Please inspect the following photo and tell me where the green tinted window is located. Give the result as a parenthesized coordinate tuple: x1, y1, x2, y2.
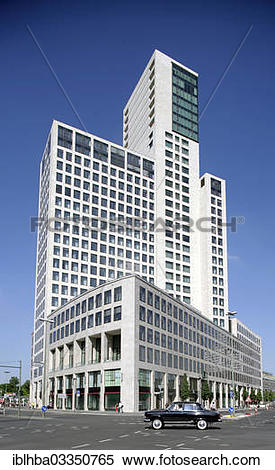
(172, 63, 199, 142)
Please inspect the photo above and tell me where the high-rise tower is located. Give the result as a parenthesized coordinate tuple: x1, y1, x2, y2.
(123, 50, 228, 328)
(31, 50, 230, 405)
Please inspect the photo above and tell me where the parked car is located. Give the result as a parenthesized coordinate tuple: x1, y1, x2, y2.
(144, 401, 222, 430)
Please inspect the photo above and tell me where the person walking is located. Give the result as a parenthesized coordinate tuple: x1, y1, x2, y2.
(118, 401, 124, 413)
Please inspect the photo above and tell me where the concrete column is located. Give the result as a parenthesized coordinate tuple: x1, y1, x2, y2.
(84, 372, 89, 411)
(87, 337, 92, 365)
(240, 386, 243, 408)
(212, 381, 217, 408)
(150, 370, 155, 409)
(102, 332, 108, 363)
(219, 382, 223, 409)
(72, 375, 76, 411)
(99, 370, 105, 411)
(225, 383, 229, 409)
(197, 378, 202, 403)
(163, 373, 168, 407)
(54, 377, 58, 410)
(61, 375, 65, 410)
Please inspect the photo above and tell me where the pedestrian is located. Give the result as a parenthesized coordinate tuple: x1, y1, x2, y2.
(115, 403, 118, 413)
(118, 401, 124, 413)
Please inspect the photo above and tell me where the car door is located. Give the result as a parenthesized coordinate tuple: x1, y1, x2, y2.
(182, 403, 196, 422)
(165, 403, 183, 423)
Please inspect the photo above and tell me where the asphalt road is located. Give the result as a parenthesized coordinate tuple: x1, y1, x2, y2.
(0, 408, 274, 450)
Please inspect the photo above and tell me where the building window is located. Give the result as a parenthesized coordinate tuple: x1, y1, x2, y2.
(75, 132, 91, 155)
(58, 126, 72, 149)
(111, 146, 125, 168)
(139, 345, 146, 362)
(114, 286, 122, 302)
(94, 140, 108, 162)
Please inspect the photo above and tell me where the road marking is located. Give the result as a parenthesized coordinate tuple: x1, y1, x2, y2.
(194, 438, 201, 441)
(207, 438, 220, 441)
(119, 435, 129, 438)
(134, 431, 141, 434)
(176, 443, 185, 447)
(99, 438, 112, 443)
(72, 443, 90, 449)
(155, 444, 169, 447)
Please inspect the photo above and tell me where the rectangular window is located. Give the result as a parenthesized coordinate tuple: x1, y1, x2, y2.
(114, 306, 121, 321)
(127, 152, 140, 173)
(104, 308, 111, 323)
(114, 286, 122, 302)
(172, 63, 198, 142)
(94, 140, 108, 162)
(140, 286, 146, 302)
(104, 290, 112, 305)
(58, 126, 72, 149)
(75, 132, 91, 155)
(111, 146, 125, 168)
(143, 158, 154, 178)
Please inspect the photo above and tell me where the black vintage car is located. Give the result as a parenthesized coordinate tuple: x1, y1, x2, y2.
(144, 402, 222, 430)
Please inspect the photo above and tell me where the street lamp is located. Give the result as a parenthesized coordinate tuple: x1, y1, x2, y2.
(227, 311, 237, 416)
(4, 371, 10, 402)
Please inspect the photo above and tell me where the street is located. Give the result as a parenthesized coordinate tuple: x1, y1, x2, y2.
(0, 408, 274, 450)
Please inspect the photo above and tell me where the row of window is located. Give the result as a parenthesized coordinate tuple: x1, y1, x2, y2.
(50, 306, 122, 344)
(57, 151, 154, 188)
(57, 127, 155, 177)
(139, 345, 202, 372)
(56, 171, 154, 196)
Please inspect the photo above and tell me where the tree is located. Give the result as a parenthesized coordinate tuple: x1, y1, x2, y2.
(256, 390, 262, 403)
(201, 381, 211, 401)
(268, 389, 275, 402)
(21, 380, 30, 396)
(234, 387, 240, 403)
(263, 389, 269, 402)
(180, 374, 190, 401)
(250, 388, 256, 403)
(8, 377, 19, 393)
(242, 387, 248, 402)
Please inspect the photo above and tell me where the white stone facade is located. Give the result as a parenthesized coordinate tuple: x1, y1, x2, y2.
(44, 275, 262, 412)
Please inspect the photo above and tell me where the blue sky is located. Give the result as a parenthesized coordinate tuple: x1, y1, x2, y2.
(0, 0, 274, 382)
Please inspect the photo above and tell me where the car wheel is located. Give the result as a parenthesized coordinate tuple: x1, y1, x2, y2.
(196, 419, 208, 430)
(152, 418, 163, 430)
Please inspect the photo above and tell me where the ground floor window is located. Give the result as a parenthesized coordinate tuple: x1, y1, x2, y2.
(65, 392, 72, 409)
(88, 391, 100, 410)
(139, 389, 151, 411)
(56, 396, 63, 409)
(75, 389, 85, 410)
(104, 387, 120, 411)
